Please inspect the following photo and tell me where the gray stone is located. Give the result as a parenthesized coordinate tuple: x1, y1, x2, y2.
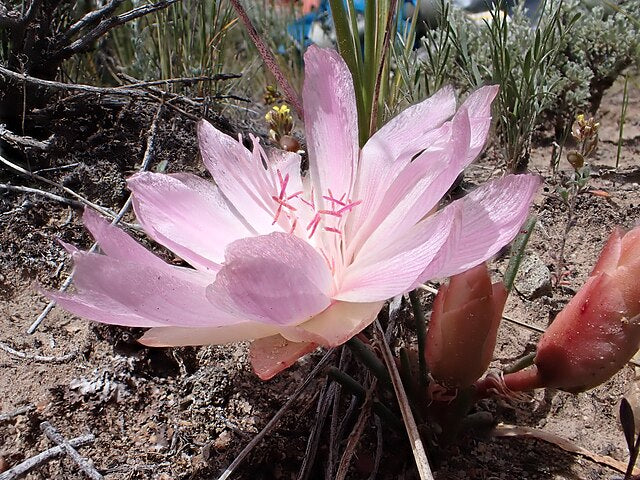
(514, 252, 552, 300)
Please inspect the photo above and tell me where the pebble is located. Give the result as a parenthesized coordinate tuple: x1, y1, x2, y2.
(514, 252, 552, 300)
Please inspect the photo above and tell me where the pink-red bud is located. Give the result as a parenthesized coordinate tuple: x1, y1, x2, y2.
(500, 226, 640, 394)
(426, 263, 507, 388)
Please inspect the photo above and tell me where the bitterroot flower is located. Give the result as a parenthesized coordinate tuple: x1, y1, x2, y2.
(45, 46, 539, 379)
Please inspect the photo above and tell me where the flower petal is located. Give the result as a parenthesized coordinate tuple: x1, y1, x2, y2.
(462, 85, 499, 160)
(82, 208, 169, 268)
(138, 322, 280, 347)
(45, 252, 230, 328)
(280, 300, 385, 346)
(207, 232, 333, 326)
(198, 121, 279, 233)
(335, 204, 461, 302)
(303, 46, 359, 205)
(419, 174, 540, 281)
(128, 172, 254, 271)
(347, 87, 457, 248)
(352, 107, 472, 259)
(250, 335, 317, 380)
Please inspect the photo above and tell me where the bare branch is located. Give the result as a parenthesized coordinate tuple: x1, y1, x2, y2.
(0, 124, 51, 150)
(0, 154, 118, 218)
(0, 342, 76, 363)
(0, 434, 95, 480)
(0, 65, 148, 96)
(57, 0, 182, 60)
(0, 183, 82, 208)
(59, 0, 126, 44)
(40, 422, 103, 480)
(0, 405, 35, 423)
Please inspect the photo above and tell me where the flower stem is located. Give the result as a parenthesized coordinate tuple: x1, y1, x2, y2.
(409, 290, 428, 387)
(346, 337, 392, 388)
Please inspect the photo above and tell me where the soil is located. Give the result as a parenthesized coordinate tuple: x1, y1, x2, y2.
(1, 76, 639, 480)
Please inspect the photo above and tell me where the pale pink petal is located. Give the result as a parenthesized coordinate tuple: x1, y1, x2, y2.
(207, 232, 333, 326)
(45, 252, 231, 328)
(335, 204, 461, 302)
(351, 107, 471, 259)
(138, 322, 280, 347)
(303, 46, 359, 206)
(198, 121, 278, 233)
(363, 85, 457, 161)
(280, 300, 385, 346)
(462, 85, 499, 160)
(250, 335, 317, 380)
(128, 172, 254, 272)
(419, 174, 541, 281)
(81, 207, 216, 285)
(82, 209, 174, 268)
(347, 87, 457, 247)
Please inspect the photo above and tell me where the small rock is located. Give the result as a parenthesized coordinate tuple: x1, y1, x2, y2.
(514, 253, 552, 300)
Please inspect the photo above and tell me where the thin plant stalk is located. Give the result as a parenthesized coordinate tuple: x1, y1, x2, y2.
(408, 290, 428, 387)
(616, 74, 629, 170)
(228, 0, 303, 117)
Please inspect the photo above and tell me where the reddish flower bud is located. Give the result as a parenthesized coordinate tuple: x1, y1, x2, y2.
(426, 263, 507, 388)
(533, 226, 640, 392)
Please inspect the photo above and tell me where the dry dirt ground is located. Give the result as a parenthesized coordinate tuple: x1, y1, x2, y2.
(1, 77, 639, 479)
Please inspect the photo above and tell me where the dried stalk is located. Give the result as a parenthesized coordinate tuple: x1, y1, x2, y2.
(374, 320, 434, 480)
(0, 434, 95, 480)
(40, 422, 102, 479)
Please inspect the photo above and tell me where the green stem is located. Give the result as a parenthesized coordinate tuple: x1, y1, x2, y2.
(503, 215, 537, 292)
(408, 290, 428, 387)
(327, 367, 403, 429)
(504, 352, 535, 375)
(346, 337, 391, 388)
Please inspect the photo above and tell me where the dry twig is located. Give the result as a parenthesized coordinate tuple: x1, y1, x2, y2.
(0, 183, 82, 208)
(297, 382, 336, 480)
(40, 422, 102, 480)
(0, 434, 95, 480)
(0, 124, 50, 150)
(0, 404, 35, 422)
(0, 154, 116, 218)
(335, 380, 374, 480)
(0, 342, 75, 363)
(374, 320, 434, 480)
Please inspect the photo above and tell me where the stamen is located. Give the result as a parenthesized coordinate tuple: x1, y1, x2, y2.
(289, 218, 297, 235)
(324, 227, 342, 235)
(306, 214, 321, 238)
(317, 209, 342, 218)
(287, 190, 303, 200)
(337, 200, 362, 215)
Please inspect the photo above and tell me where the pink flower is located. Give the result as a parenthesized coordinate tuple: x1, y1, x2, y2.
(499, 225, 640, 393)
(45, 46, 539, 380)
(426, 263, 507, 389)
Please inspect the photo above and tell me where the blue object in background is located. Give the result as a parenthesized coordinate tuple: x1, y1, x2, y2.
(286, 0, 543, 50)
